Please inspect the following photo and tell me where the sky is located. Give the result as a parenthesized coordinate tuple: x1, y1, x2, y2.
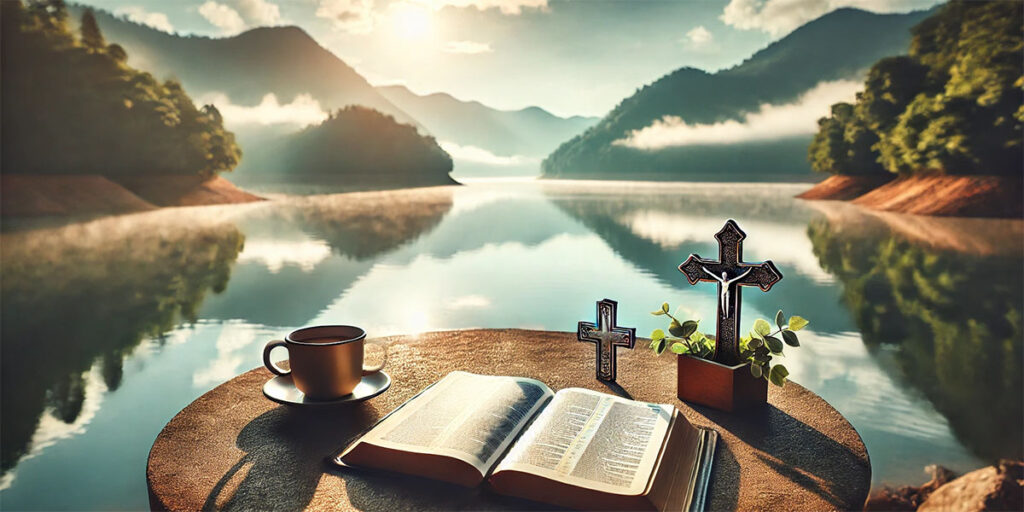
(77, 0, 942, 118)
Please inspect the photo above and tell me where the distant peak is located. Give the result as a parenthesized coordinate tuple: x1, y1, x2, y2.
(233, 25, 313, 41)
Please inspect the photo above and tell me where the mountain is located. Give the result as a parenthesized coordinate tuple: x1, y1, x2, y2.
(241, 106, 456, 189)
(542, 7, 936, 181)
(74, 7, 416, 126)
(377, 85, 598, 159)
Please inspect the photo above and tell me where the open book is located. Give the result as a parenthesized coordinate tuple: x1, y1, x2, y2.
(332, 371, 716, 511)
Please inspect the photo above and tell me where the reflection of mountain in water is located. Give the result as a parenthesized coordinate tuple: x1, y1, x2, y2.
(199, 189, 454, 326)
(808, 215, 1023, 462)
(544, 185, 854, 335)
(199, 188, 590, 327)
(0, 216, 244, 472)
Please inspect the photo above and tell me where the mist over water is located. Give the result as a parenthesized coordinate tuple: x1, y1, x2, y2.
(1, 181, 1020, 509)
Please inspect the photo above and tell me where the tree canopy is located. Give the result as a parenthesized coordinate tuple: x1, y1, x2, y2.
(1, 0, 241, 178)
(809, 0, 1023, 175)
(246, 105, 455, 188)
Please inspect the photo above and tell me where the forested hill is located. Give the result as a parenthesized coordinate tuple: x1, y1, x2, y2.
(241, 106, 456, 189)
(2, 2, 239, 178)
(377, 85, 597, 158)
(72, 6, 417, 126)
(542, 7, 934, 181)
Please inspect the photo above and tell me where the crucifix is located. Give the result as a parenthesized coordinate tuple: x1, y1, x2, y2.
(678, 219, 783, 365)
(577, 298, 636, 382)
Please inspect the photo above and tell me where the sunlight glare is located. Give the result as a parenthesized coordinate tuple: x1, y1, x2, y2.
(392, 3, 432, 40)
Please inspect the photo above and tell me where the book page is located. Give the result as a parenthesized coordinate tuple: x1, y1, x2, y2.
(493, 388, 672, 495)
(360, 371, 554, 473)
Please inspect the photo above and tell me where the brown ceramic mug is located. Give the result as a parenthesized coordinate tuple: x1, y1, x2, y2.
(262, 325, 386, 400)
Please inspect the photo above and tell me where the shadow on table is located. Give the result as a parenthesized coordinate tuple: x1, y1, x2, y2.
(699, 403, 869, 509)
(601, 380, 634, 400)
(705, 439, 740, 512)
(202, 404, 379, 511)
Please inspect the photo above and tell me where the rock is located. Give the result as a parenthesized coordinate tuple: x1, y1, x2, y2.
(918, 460, 1023, 512)
(864, 464, 957, 511)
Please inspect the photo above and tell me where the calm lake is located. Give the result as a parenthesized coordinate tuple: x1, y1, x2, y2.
(1, 180, 1021, 510)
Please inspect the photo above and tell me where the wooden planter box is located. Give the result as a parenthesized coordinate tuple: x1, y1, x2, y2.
(677, 355, 767, 412)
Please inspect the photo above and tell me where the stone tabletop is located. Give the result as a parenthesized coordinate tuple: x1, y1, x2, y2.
(147, 329, 871, 511)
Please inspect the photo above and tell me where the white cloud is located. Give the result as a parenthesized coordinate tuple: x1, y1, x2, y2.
(199, 1, 247, 34)
(720, 0, 941, 37)
(685, 25, 712, 45)
(234, 0, 282, 26)
(317, 0, 376, 34)
(115, 6, 174, 33)
(199, 92, 329, 127)
(614, 79, 862, 149)
(411, 0, 548, 15)
(439, 141, 538, 166)
(443, 40, 493, 54)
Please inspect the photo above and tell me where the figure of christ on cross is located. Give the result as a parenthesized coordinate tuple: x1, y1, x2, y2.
(577, 298, 636, 382)
(678, 220, 783, 366)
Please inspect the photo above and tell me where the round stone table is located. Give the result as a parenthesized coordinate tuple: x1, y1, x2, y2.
(148, 329, 870, 511)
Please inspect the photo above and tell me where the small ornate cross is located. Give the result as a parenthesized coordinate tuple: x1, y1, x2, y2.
(678, 220, 783, 365)
(578, 298, 636, 382)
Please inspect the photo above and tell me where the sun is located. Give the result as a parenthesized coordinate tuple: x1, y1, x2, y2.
(392, 3, 432, 40)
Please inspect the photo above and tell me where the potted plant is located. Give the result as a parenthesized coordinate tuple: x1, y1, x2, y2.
(649, 303, 808, 412)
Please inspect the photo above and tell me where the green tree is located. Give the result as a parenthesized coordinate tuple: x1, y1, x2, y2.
(808, 102, 886, 175)
(856, 56, 932, 132)
(1, 0, 241, 178)
(79, 8, 104, 49)
(810, 0, 1023, 176)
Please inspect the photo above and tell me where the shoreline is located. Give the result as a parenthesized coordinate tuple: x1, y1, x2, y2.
(797, 174, 1022, 219)
(0, 174, 265, 218)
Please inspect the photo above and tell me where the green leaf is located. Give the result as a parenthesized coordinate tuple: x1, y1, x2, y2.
(681, 320, 699, 338)
(651, 310, 665, 316)
(769, 364, 789, 387)
(775, 310, 786, 329)
(750, 363, 763, 378)
(651, 329, 665, 341)
(669, 342, 688, 354)
(666, 320, 682, 337)
(753, 318, 772, 337)
(782, 330, 800, 347)
(662, 302, 670, 313)
(654, 338, 667, 355)
(765, 335, 784, 354)
(788, 315, 809, 331)
(748, 337, 764, 349)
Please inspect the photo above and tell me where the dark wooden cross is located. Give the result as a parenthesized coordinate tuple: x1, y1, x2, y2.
(577, 298, 636, 382)
(678, 220, 783, 365)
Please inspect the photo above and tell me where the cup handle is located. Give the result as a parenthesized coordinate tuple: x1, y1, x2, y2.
(263, 340, 290, 376)
(362, 339, 388, 376)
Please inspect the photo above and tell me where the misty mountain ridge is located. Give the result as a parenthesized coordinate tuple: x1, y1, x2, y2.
(543, 7, 937, 180)
(378, 84, 596, 157)
(70, 5, 595, 177)
(73, 8, 419, 127)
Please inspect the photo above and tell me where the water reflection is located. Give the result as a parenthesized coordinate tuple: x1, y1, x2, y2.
(543, 183, 853, 335)
(0, 214, 244, 473)
(0, 182, 1021, 508)
(807, 205, 1024, 462)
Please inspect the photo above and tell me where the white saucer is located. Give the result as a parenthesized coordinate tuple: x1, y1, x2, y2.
(262, 371, 391, 406)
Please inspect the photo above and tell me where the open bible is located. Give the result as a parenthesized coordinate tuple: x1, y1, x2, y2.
(332, 372, 717, 511)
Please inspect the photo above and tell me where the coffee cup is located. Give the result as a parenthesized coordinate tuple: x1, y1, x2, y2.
(262, 325, 386, 400)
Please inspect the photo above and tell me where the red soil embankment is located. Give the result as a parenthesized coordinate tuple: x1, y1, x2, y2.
(2, 174, 264, 217)
(796, 174, 895, 200)
(1, 174, 156, 216)
(114, 175, 264, 207)
(853, 174, 1022, 218)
